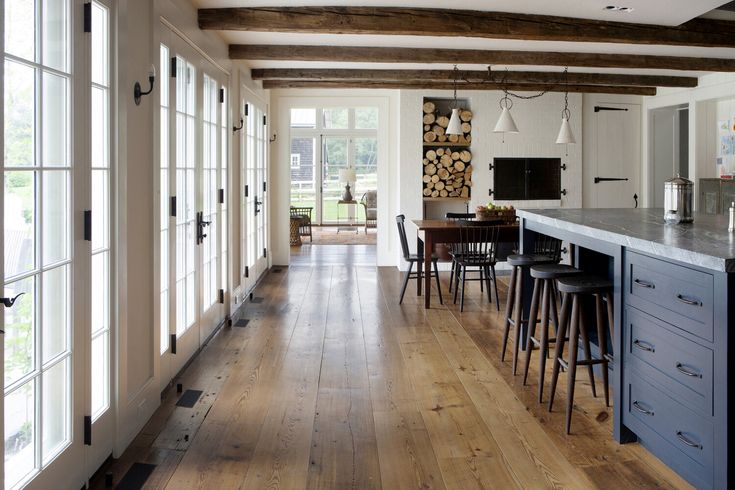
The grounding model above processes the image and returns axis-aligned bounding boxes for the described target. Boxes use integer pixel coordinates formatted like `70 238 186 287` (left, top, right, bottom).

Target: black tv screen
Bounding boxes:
494 157 561 200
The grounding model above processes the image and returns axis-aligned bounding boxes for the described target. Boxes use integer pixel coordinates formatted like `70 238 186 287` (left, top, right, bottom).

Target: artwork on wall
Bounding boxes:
721 135 735 156
720 119 731 132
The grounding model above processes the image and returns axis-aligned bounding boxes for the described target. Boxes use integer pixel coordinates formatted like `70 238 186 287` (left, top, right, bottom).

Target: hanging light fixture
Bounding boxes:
494 92 519 134
556 68 576 145
446 65 463 135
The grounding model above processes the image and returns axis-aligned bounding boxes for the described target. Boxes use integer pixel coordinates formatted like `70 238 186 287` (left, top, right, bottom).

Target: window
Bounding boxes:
290 153 301 169
159 43 170 354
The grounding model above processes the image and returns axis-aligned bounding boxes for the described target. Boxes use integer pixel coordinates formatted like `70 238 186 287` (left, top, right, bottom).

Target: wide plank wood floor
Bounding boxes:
92 265 692 489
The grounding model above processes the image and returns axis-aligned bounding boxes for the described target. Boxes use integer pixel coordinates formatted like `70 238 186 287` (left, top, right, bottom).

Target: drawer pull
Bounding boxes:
633 339 655 353
633 278 655 289
676 431 703 450
675 294 702 307
632 401 654 416
675 362 703 378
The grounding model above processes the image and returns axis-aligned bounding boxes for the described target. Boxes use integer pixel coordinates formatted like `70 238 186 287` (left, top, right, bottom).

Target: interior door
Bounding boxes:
3 0 86 488
593 103 641 208
321 136 348 224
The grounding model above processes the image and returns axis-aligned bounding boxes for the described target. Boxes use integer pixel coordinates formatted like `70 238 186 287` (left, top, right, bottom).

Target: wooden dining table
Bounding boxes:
411 219 521 308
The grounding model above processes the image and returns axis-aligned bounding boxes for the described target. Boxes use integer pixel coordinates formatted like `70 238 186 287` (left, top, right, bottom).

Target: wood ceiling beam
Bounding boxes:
201 7 735 48
230 45 735 72
261 79 657 96
251 68 697 88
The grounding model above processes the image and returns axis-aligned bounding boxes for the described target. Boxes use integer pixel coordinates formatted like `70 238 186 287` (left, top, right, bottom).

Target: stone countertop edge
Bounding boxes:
517 208 735 273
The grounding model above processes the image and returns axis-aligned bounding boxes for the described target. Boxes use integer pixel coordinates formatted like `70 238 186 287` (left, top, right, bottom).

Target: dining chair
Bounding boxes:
452 220 501 312
445 212 476 294
396 215 443 305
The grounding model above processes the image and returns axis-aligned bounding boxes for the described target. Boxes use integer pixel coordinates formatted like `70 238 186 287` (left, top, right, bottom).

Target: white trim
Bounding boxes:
159 16 229 77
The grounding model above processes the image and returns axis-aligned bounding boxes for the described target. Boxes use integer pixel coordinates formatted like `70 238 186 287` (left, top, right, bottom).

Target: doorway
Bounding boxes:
651 104 689 207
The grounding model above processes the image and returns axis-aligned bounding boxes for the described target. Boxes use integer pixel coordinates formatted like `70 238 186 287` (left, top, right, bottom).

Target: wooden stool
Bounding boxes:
522 263 582 403
501 253 559 375
548 275 613 434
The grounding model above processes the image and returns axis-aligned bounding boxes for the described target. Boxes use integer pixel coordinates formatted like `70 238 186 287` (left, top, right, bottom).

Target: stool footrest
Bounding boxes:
573 358 608 367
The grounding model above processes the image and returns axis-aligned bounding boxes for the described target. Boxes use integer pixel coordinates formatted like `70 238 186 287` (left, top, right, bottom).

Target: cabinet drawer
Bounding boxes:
626 375 713 482
626 252 713 341
625 307 713 416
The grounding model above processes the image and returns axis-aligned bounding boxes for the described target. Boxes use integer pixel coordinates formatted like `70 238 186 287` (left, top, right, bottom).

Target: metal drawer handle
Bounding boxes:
633 339 655 353
632 401 654 416
675 362 703 379
676 431 703 450
634 278 655 289
675 294 702 307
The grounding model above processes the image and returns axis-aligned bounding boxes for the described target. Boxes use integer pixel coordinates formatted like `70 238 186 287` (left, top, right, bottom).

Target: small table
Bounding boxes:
337 200 359 234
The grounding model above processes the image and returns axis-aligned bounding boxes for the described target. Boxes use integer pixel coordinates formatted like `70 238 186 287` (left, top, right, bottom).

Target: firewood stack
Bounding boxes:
422 101 472 144
422 148 473 198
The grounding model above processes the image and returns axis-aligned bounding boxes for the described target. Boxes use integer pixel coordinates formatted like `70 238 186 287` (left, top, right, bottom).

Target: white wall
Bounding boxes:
269 90 400 267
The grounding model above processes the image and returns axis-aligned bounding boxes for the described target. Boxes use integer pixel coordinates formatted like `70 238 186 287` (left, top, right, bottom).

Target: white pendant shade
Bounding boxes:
494 107 519 134
446 108 463 135
556 117 576 144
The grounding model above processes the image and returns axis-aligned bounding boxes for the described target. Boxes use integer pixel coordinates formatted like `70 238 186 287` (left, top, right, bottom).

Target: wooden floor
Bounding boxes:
290 244 376 266
92 265 692 489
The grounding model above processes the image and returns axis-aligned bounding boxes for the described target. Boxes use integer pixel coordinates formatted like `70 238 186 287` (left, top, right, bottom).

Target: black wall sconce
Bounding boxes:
134 64 156 106
233 116 244 133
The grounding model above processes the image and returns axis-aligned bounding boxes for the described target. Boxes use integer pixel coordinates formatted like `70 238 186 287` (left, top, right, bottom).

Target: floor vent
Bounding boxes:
251 296 264 303
115 462 156 490
272 268 282 273
175 389 203 408
234 319 250 328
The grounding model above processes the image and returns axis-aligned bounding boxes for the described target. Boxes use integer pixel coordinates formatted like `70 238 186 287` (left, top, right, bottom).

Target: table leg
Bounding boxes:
417 237 424 297
424 233 433 309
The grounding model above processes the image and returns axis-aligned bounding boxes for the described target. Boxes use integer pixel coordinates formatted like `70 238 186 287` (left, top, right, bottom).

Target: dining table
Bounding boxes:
411 219 520 309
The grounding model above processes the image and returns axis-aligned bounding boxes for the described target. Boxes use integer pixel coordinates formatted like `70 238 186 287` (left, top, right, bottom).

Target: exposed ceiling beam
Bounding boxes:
251 68 697 88
230 45 735 72
261 79 657 96
201 7 735 48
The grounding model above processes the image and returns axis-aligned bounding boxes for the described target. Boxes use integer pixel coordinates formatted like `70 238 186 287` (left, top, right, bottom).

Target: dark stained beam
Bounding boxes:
231 45 735 72
261 79 657 96
251 68 697 88
201 7 735 48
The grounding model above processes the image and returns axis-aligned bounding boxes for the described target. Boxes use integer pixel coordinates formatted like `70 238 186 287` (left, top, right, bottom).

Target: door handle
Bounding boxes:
0 293 24 308
196 212 210 244
594 177 629 183
254 198 262 215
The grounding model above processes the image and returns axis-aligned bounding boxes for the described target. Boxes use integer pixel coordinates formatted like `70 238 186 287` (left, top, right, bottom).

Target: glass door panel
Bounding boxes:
321 137 348 223
353 137 378 201
289 137 317 212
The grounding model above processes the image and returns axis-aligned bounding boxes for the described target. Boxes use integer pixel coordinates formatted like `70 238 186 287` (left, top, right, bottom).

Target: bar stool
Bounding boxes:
548 275 613 434
501 253 559 375
521 263 582 403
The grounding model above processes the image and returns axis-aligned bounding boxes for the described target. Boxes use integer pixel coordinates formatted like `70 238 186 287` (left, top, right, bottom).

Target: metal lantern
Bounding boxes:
663 175 694 224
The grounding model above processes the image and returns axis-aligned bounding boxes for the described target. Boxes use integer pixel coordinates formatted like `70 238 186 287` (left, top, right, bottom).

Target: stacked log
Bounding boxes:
423 102 472 144
422 147 473 198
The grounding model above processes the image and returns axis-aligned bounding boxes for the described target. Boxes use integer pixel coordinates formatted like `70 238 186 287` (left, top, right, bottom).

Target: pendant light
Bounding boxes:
556 69 576 145
494 92 519 134
446 65 463 135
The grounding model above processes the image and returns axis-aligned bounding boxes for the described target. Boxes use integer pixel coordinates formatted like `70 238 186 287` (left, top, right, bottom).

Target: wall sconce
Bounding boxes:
233 116 244 133
134 64 156 106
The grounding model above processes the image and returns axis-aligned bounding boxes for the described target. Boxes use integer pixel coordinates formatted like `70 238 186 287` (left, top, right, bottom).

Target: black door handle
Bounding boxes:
594 177 629 183
254 198 262 215
1 293 24 308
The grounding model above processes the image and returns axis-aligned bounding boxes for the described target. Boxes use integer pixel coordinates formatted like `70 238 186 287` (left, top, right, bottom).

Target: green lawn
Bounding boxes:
291 198 365 224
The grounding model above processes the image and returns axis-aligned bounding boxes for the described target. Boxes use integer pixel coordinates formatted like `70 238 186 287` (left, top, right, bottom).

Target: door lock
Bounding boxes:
196 212 211 244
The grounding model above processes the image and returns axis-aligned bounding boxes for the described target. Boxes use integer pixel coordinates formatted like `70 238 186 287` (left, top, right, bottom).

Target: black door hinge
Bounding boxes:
83 3 92 33
171 334 177 354
218 188 225 204
84 210 92 241
219 88 225 104
170 57 177 77
263 181 267 193
244 185 249 197
218 289 224 304
245 266 249 278
170 196 177 217
245 103 249 116
263 248 267 258
594 106 628 113
84 415 92 446
263 115 267 126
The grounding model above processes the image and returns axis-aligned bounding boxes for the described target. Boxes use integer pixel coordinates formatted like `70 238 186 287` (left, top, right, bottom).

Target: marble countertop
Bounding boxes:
517 208 735 272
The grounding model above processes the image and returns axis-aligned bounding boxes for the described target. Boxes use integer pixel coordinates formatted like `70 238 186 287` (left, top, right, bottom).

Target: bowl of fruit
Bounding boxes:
476 202 516 223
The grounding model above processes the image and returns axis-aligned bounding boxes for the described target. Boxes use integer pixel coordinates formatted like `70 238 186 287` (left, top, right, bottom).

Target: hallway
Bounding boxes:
94 266 689 489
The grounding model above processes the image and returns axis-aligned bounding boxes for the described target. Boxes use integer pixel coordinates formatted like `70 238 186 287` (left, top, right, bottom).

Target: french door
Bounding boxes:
241 96 268 291
159 27 228 390
1 0 114 488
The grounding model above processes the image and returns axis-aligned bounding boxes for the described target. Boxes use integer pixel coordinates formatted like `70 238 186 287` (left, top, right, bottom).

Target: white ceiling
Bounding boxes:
192 1 735 80
192 0 729 27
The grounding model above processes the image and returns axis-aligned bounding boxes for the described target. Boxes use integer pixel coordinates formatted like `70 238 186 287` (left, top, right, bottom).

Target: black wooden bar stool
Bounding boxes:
521 263 582 403
547 275 613 434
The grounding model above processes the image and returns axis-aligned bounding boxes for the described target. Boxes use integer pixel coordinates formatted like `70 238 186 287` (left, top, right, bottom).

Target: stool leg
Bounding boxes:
566 295 581 435
511 267 526 375
596 294 610 407
578 304 597 398
399 262 414 305
501 266 518 362
605 292 615 343
536 280 552 403
433 260 443 306
548 293 571 412
522 278 543 384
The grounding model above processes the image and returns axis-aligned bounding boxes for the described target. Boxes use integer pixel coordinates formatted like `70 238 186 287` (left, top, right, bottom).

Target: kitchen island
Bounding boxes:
518 208 733 490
